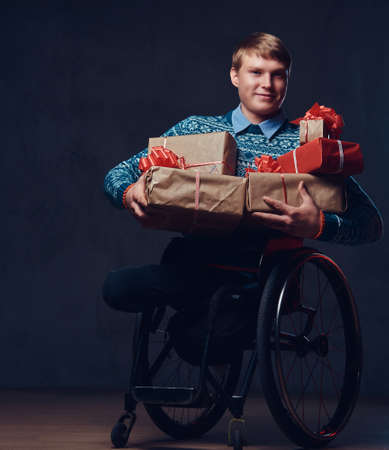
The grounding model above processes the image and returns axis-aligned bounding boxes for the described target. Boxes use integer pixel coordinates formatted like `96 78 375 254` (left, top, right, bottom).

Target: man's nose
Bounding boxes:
261 73 272 89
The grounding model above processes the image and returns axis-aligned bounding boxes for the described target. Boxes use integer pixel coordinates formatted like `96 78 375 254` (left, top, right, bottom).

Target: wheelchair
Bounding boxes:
110 237 362 449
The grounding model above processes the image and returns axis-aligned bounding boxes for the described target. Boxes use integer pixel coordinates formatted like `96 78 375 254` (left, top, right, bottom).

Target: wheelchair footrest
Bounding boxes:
133 385 209 407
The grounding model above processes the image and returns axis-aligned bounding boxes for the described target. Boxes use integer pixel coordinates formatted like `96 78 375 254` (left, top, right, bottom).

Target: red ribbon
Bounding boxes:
139 146 186 172
245 155 283 176
291 102 344 139
280 174 288 204
139 146 228 173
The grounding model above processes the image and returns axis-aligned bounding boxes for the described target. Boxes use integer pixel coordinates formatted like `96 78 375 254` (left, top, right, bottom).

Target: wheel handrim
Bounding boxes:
272 254 361 440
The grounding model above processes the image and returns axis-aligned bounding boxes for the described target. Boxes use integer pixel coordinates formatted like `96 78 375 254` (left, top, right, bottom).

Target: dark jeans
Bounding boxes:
102 236 264 313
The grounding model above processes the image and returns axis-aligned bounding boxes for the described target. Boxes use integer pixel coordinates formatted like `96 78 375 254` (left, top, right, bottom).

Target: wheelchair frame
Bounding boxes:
110 242 362 449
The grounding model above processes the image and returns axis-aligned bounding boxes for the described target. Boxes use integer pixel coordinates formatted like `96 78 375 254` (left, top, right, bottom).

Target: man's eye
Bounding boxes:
251 70 262 75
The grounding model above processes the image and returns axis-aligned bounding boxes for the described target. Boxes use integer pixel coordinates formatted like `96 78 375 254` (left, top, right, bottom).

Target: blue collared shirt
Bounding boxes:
231 104 286 139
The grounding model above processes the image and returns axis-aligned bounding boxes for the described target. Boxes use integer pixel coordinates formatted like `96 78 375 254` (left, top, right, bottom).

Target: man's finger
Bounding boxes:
129 188 147 209
262 196 291 214
131 201 149 219
137 191 148 208
298 181 316 206
137 175 148 207
298 181 313 199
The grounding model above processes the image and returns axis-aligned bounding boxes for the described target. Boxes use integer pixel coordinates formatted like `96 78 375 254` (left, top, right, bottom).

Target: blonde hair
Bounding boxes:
232 32 291 71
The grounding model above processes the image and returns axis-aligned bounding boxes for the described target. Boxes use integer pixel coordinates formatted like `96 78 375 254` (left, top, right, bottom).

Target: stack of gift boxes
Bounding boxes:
140 103 363 235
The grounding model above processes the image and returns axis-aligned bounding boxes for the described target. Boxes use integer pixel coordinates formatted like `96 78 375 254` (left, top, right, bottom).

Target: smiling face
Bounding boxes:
230 52 289 123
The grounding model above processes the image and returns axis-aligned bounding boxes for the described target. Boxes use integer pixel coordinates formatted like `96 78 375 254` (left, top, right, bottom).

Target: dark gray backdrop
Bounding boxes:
2 1 388 396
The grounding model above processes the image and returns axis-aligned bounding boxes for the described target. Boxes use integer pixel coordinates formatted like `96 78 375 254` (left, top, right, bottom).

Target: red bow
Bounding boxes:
245 155 283 176
291 102 344 139
139 146 186 172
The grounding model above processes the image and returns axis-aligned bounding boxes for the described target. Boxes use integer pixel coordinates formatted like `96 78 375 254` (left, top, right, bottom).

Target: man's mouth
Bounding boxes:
255 93 275 98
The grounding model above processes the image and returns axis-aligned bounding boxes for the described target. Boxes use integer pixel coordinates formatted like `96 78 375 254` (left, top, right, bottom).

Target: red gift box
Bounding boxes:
277 138 363 176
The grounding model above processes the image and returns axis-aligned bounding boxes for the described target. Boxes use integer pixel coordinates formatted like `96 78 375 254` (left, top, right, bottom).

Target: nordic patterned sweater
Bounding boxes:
104 111 383 246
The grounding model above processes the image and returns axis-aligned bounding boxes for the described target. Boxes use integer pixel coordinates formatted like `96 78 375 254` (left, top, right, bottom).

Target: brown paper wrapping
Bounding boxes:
144 166 246 234
148 132 237 175
300 119 329 144
246 173 346 213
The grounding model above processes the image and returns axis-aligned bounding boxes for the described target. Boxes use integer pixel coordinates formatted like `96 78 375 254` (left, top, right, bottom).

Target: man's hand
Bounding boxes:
124 174 155 227
247 181 322 238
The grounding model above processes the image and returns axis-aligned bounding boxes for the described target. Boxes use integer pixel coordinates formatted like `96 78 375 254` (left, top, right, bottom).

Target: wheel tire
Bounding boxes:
232 428 243 450
142 308 243 439
111 422 129 448
257 249 362 448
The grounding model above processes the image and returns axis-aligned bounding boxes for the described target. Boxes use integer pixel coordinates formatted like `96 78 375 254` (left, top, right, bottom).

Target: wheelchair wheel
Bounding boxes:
257 249 362 448
141 307 243 439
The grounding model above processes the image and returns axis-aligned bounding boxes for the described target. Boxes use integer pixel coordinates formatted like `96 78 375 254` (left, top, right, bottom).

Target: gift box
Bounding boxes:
144 166 247 234
299 119 328 145
277 138 363 176
246 173 347 214
292 103 344 145
147 132 237 175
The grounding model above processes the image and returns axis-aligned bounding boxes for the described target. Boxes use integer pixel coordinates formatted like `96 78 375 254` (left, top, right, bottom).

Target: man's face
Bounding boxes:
230 52 289 123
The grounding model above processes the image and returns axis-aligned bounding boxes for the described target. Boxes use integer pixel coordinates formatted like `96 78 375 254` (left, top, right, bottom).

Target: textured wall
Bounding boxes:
2 1 388 395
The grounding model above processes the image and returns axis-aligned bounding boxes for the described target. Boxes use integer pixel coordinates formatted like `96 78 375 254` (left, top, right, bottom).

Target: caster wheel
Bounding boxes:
228 418 246 449
232 428 243 450
111 412 136 448
111 422 129 448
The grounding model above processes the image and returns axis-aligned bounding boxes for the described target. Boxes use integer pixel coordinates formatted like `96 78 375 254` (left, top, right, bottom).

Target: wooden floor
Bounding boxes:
0 390 388 450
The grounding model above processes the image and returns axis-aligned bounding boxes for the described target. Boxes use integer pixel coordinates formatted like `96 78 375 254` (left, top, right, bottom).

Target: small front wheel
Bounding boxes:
111 412 136 448
228 417 246 449
232 428 243 450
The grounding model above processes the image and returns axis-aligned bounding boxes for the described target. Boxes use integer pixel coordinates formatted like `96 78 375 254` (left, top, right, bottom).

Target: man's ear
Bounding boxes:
230 67 239 88
286 62 292 80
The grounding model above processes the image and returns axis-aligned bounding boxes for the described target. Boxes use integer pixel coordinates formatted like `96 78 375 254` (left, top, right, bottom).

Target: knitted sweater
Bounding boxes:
104 112 383 245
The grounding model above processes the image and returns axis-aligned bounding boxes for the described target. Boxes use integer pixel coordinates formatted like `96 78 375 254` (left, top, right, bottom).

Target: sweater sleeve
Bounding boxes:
103 116 200 208
316 176 383 245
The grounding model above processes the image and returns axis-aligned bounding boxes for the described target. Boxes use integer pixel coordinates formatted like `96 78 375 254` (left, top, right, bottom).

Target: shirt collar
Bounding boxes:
231 104 286 139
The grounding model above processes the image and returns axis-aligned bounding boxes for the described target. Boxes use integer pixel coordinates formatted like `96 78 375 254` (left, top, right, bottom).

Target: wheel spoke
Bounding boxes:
321 357 341 401
325 303 342 336
318 355 324 433
302 356 332 422
327 324 346 334
300 358 304 420
317 266 324 333
294 355 320 414
320 355 343 379
318 278 330 307
328 342 345 353
286 353 298 382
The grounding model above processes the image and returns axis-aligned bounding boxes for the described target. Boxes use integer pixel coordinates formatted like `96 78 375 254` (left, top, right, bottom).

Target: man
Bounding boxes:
103 32 383 313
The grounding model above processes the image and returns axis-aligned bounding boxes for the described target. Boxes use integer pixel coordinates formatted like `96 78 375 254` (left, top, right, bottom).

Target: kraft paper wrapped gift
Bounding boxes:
277 138 364 176
144 166 247 234
299 119 329 145
147 132 237 175
292 103 344 145
246 173 347 214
